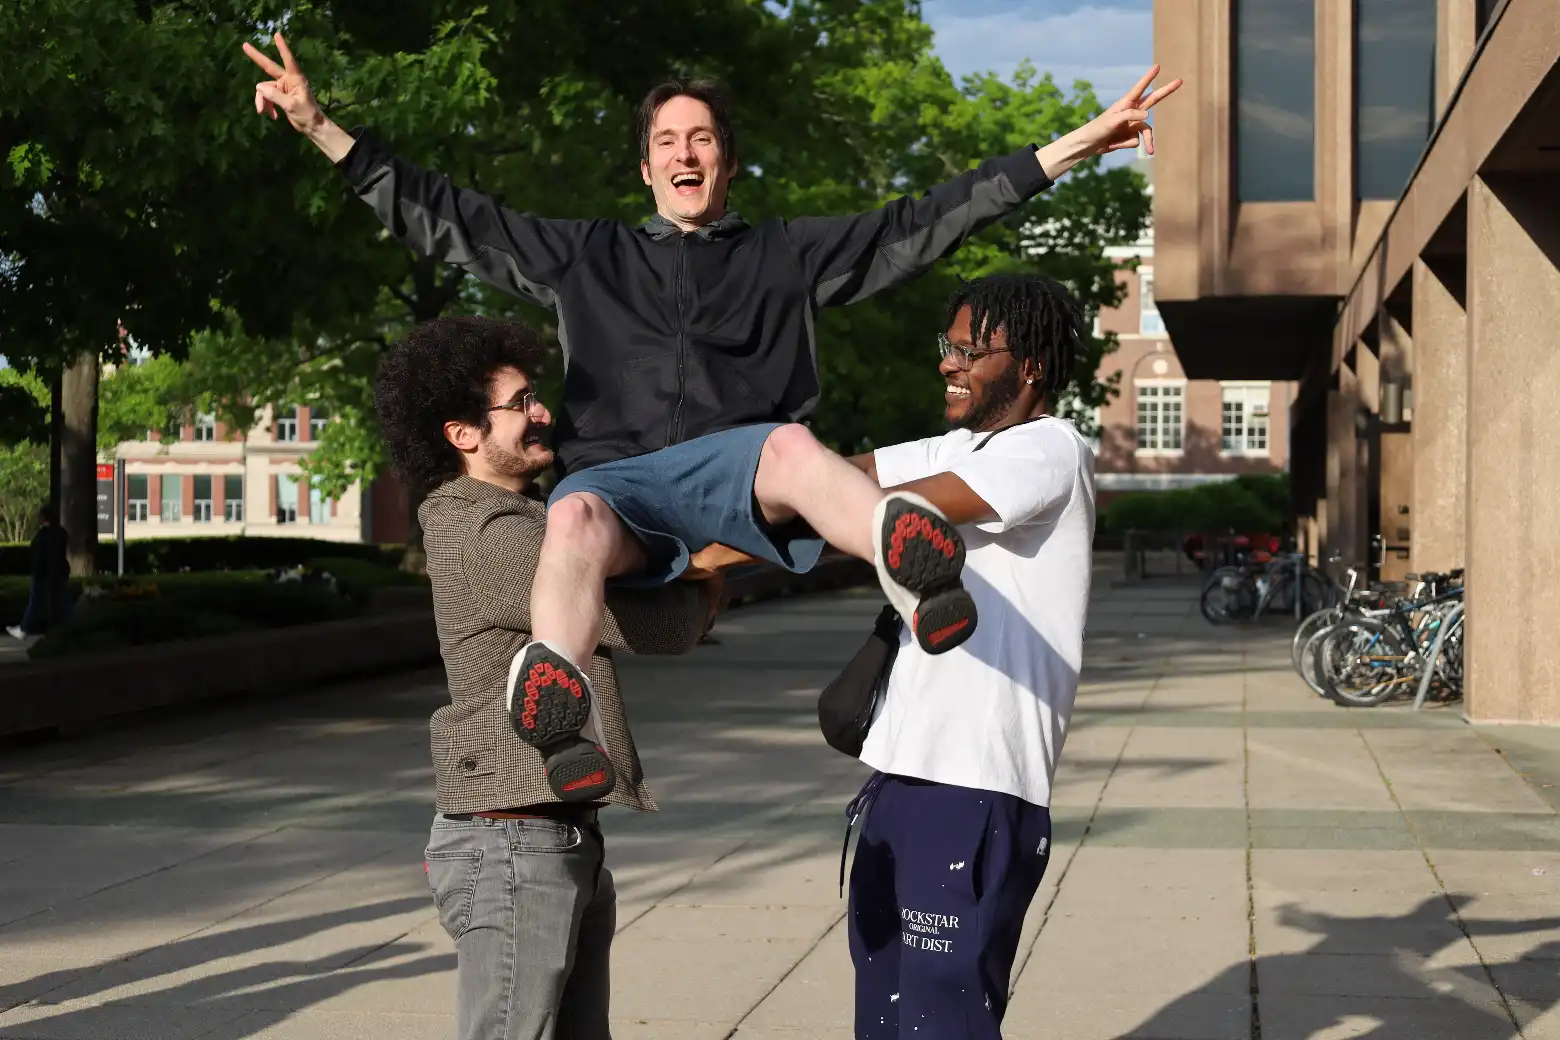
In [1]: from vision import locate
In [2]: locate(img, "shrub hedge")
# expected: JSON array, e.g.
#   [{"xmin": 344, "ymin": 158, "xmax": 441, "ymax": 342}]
[
  {"xmin": 4, "ymin": 558, "xmax": 426, "ymax": 659},
  {"xmin": 25, "ymin": 577, "xmax": 358, "ymax": 659},
  {"xmin": 19, "ymin": 570, "xmax": 365, "ymax": 657},
  {"xmin": 1099, "ymin": 474, "xmax": 1290, "ymax": 536}
]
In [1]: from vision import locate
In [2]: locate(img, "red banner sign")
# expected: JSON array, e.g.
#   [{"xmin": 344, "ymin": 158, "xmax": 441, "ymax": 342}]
[{"xmin": 96, "ymin": 463, "xmax": 116, "ymax": 481}]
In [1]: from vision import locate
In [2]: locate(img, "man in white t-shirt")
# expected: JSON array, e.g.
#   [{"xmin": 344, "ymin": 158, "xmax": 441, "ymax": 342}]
[{"xmin": 843, "ymin": 272, "xmax": 1097, "ymax": 1039}]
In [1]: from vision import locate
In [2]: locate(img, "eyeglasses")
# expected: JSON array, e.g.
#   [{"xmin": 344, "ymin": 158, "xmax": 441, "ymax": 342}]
[
  {"xmin": 489, "ymin": 391, "xmax": 545, "ymax": 418},
  {"xmin": 938, "ymin": 334, "xmax": 1012, "ymax": 371}
]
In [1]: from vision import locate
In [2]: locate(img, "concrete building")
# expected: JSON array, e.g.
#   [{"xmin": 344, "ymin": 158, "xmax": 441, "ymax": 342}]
[
  {"xmin": 1152, "ymin": 0, "xmax": 1559, "ymax": 723},
  {"xmin": 111, "ymin": 405, "xmax": 406, "ymax": 544},
  {"xmin": 1092, "ymin": 195, "xmax": 1296, "ymax": 509}
]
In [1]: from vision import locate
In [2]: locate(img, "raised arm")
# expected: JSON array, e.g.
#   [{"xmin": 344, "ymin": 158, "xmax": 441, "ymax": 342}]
[
  {"xmin": 785, "ymin": 149, "xmax": 1053, "ymax": 308},
  {"xmin": 243, "ymin": 32, "xmax": 590, "ymax": 306},
  {"xmin": 786, "ymin": 66, "xmax": 1181, "ymax": 309}
]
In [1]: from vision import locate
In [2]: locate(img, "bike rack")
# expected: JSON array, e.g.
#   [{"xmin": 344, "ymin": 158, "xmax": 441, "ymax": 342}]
[{"xmin": 1413, "ymin": 601, "xmax": 1464, "ymax": 711}]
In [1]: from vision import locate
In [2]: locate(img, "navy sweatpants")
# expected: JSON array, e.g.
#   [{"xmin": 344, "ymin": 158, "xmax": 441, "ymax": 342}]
[{"xmin": 848, "ymin": 774, "xmax": 1052, "ymax": 1039}]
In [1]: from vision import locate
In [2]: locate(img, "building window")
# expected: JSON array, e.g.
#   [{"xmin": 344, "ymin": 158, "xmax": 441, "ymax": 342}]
[
  {"xmin": 1136, "ymin": 383, "xmax": 1184, "ymax": 454},
  {"xmin": 160, "ymin": 474, "xmax": 182, "ymax": 522},
  {"xmin": 1235, "ymin": 0, "xmax": 1316, "ymax": 201},
  {"xmin": 309, "ymin": 406, "xmax": 330, "ymax": 441},
  {"xmin": 275, "ymin": 407, "xmax": 299, "ymax": 443},
  {"xmin": 1355, "ymin": 0, "xmax": 1436, "ymax": 200},
  {"xmin": 127, "ymin": 474, "xmax": 149, "ymax": 522},
  {"xmin": 1139, "ymin": 269, "xmax": 1165, "ymax": 335},
  {"xmin": 276, "ymin": 475, "xmax": 299, "ymax": 524},
  {"xmin": 193, "ymin": 413, "xmax": 216, "ymax": 442},
  {"xmin": 192, "ymin": 475, "xmax": 213, "ymax": 522},
  {"xmin": 224, "ymin": 475, "xmax": 244, "ymax": 523},
  {"xmin": 309, "ymin": 483, "xmax": 332, "ymax": 525},
  {"xmin": 1221, "ymin": 383, "xmax": 1272, "ymax": 456}
]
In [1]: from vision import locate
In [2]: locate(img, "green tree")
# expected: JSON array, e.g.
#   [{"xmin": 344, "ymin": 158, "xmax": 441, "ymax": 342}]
[
  {"xmin": 0, "ymin": 369, "xmax": 50, "ymax": 542},
  {"xmin": 180, "ymin": 2, "xmax": 1151, "ymax": 466},
  {"xmin": 75, "ymin": 0, "xmax": 1152, "ymax": 564},
  {"xmin": 771, "ymin": 54, "xmax": 1150, "ymax": 453},
  {"xmin": 0, "ymin": 445, "xmax": 49, "ymax": 543},
  {"xmin": 0, "ymin": 367, "xmax": 49, "ymax": 447},
  {"xmin": 0, "ymin": 1, "xmax": 383, "ymax": 573},
  {"xmin": 96, "ymin": 354, "xmax": 189, "ymax": 452}
]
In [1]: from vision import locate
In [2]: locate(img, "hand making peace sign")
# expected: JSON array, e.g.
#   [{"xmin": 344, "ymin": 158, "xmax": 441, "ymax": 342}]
[
  {"xmin": 242, "ymin": 32, "xmax": 325, "ymax": 135},
  {"xmin": 1080, "ymin": 65, "xmax": 1184, "ymax": 157},
  {"xmin": 242, "ymin": 32, "xmax": 357, "ymax": 162}
]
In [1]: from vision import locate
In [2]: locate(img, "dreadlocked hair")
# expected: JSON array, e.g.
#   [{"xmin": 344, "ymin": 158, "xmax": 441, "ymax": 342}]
[{"xmin": 945, "ymin": 273, "xmax": 1084, "ymax": 399}]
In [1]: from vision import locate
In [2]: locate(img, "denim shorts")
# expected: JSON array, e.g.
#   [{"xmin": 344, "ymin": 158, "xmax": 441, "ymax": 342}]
[{"xmin": 549, "ymin": 422, "xmax": 827, "ymax": 587}]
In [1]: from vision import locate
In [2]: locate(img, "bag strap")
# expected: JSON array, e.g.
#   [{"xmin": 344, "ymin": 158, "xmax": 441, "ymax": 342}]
[{"xmin": 972, "ymin": 414, "xmax": 1047, "ymax": 453}]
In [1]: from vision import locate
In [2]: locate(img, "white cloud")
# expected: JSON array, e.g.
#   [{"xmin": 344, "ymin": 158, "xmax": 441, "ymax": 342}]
[{"xmin": 926, "ymin": 2, "xmax": 1155, "ymax": 103}]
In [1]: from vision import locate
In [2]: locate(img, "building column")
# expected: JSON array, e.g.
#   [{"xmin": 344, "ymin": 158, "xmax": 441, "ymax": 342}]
[
  {"xmin": 1376, "ymin": 312, "xmax": 1414, "ymax": 580},
  {"xmin": 1466, "ymin": 173, "xmax": 1560, "ymax": 723},
  {"xmin": 1325, "ymin": 364, "xmax": 1367, "ymax": 568},
  {"xmin": 1436, "ymin": 0, "xmax": 1478, "ymax": 115},
  {"xmin": 1411, "ymin": 257, "xmax": 1468, "ymax": 572}
]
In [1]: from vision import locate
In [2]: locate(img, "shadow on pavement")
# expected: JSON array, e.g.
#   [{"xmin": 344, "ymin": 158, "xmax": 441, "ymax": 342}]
[
  {"xmin": 2, "ymin": 897, "xmax": 448, "ymax": 1036},
  {"xmin": 1129, "ymin": 895, "xmax": 1560, "ymax": 1039}
]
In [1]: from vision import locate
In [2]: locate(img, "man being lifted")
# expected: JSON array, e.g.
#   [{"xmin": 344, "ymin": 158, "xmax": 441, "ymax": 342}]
[{"xmin": 244, "ymin": 34, "xmax": 1179, "ymax": 802}]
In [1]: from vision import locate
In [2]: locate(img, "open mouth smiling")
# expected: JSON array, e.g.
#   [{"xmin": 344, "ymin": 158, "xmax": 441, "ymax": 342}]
[{"xmin": 671, "ymin": 171, "xmax": 704, "ymax": 195}]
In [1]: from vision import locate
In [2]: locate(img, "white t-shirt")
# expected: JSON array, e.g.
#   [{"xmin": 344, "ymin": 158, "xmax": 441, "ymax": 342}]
[{"xmin": 860, "ymin": 416, "xmax": 1096, "ymax": 808}]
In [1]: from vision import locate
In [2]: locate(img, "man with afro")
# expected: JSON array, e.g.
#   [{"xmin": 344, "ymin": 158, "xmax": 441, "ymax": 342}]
[{"xmin": 373, "ymin": 314, "xmax": 725, "ymax": 1040}]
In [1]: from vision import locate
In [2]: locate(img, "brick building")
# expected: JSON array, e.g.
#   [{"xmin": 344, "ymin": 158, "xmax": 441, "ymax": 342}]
[
  {"xmin": 111, "ymin": 404, "xmax": 407, "ymax": 544},
  {"xmin": 1089, "ymin": 162, "xmax": 1295, "ymax": 510},
  {"xmin": 1151, "ymin": 0, "xmax": 1559, "ymax": 722}
]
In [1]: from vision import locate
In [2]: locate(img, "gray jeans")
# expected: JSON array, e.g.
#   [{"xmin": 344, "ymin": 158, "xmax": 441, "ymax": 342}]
[{"xmin": 424, "ymin": 813, "xmax": 616, "ymax": 1040}]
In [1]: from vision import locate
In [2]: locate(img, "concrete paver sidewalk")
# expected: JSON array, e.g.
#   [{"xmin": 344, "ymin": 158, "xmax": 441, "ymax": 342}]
[{"xmin": 2, "ymin": 574, "xmax": 1558, "ymax": 1039}]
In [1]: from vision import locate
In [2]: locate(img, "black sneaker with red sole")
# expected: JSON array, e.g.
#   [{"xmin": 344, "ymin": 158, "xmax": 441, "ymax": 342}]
[
  {"xmin": 872, "ymin": 491, "xmax": 978, "ymax": 655},
  {"xmin": 506, "ymin": 642, "xmax": 617, "ymax": 802}
]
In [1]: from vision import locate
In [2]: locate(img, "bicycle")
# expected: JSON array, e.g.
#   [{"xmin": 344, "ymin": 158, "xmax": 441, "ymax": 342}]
[
  {"xmin": 1200, "ymin": 551, "xmax": 1332, "ymax": 625},
  {"xmin": 1310, "ymin": 570, "xmax": 1465, "ymax": 707},
  {"xmin": 1291, "ymin": 562, "xmax": 1379, "ymax": 694}
]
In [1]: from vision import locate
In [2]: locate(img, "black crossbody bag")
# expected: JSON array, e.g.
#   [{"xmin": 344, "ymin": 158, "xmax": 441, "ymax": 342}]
[
  {"xmin": 816, "ymin": 603, "xmax": 902, "ymax": 757},
  {"xmin": 816, "ymin": 417, "xmax": 1046, "ymax": 757}
]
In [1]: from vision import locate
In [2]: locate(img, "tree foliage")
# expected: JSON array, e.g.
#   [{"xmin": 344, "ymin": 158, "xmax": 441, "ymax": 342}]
[
  {"xmin": 0, "ymin": 369, "xmax": 50, "ymax": 541},
  {"xmin": 0, "ymin": 445, "xmax": 48, "ymax": 543},
  {"xmin": 7, "ymin": 0, "xmax": 1151, "ymax": 509},
  {"xmin": 0, "ymin": 368, "xmax": 49, "ymax": 447}
]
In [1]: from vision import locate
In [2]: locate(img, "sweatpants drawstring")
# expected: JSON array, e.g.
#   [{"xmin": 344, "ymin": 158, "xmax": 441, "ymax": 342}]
[{"xmin": 841, "ymin": 771, "xmax": 889, "ymax": 897}]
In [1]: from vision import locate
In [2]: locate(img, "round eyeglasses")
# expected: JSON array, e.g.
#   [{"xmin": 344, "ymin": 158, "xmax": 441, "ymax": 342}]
[
  {"xmin": 938, "ymin": 334, "xmax": 1012, "ymax": 371},
  {"xmin": 489, "ymin": 391, "xmax": 546, "ymax": 418}
]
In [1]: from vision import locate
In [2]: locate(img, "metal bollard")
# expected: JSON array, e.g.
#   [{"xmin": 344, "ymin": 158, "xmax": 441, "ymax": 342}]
[{"xmin": 1413, "ymin": 601, "xmax": 1464, "ymax": 711}]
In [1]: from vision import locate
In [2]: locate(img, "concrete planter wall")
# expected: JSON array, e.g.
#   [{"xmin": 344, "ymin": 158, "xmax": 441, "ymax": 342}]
[
  {"xmin": 0, "ymin": 557, "xmax": 875, "ymax": 740},
  {"xmin": 0, "ymin": 611, "xmax": 441, "ymax": 738}
]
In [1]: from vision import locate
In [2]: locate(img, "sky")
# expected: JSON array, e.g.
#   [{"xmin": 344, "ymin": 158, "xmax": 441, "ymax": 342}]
[{"xmin": 924, "ymin": 0, "xmax": 1154, "ymax": 109}]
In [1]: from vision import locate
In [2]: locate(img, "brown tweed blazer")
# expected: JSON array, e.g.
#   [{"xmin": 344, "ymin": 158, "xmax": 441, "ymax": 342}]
[{"xmin": 419, "ymin": 475, "xmax": 708, "ymax": 814}]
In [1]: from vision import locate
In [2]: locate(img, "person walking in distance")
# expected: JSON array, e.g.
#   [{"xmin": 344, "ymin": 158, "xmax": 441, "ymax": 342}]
[{"xmin": 245, "ymin": 33, "xmax": 1179, "ymax": 804}]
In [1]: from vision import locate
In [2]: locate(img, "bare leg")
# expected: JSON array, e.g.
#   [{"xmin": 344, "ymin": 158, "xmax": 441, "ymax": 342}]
[
  {"xmin": 751, "ymin": 424, "xmax": 882, "ymax": 560},
  {"xmin": 530, "ymin": 492, "xmax": 647, "ymax": 666},
  {"xmin": 753, "ymin": 424, "xmax": 977, "ymax": 654}
]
